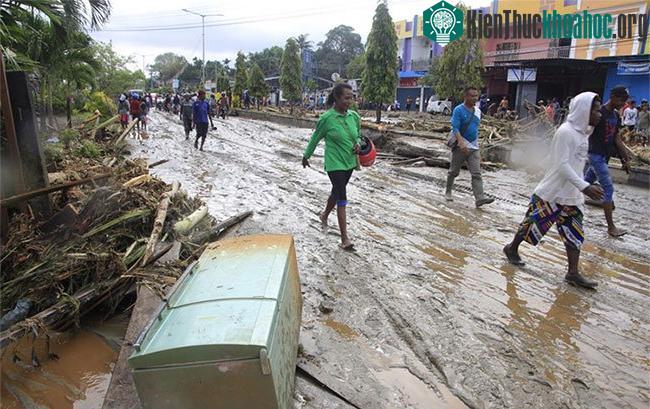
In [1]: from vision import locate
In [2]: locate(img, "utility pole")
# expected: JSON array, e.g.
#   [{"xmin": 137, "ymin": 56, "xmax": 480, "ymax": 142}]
[{"xmin": 182, "ymin": 9, "xmax": 223, "ymax": 87}]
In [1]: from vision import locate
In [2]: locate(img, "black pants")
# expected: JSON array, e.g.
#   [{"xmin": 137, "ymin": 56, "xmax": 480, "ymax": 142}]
[
  {"xmin": 195, "ymin": 123, "xmax": 208, "ymax": 140},
  {"xmin": 327, "ymin": 170, "xmax": 353, "ymax": 207},
  {"xmin": 182, "ymin": 115, "xmax": 192, "ymax": 136}
]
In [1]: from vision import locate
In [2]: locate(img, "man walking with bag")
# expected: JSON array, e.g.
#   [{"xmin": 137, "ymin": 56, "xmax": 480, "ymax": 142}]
[{"xmin": 445, "ymin": 86, "xmax": 494, "ymax": 207}]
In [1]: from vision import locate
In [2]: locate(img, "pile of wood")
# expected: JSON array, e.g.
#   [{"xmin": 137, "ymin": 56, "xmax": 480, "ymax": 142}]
[{"xmin": 0, "ymin": 115, "xmax": 251, "ymax": 351}]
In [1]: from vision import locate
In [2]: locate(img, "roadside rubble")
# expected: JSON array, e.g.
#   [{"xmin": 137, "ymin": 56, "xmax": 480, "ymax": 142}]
[{"xmin": 0, "ymin": 114, "xmax": 221, "ymax": 353}]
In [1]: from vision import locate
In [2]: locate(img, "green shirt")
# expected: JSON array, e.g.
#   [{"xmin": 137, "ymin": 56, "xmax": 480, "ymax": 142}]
[{"xmin": 303, "ymin": 108, "xmax": 361, "ymax": 172}]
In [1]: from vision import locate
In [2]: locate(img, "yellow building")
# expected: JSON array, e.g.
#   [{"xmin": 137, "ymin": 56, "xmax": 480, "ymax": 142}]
[{"xmin": 492, "ymin": 0, "xmax": 648, "ymax": 58}]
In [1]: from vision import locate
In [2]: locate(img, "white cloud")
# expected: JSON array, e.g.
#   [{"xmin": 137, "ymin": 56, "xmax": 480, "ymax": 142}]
[{"xmin": 90, "ymin": 0, "xmax": 491, "ymax": 72}]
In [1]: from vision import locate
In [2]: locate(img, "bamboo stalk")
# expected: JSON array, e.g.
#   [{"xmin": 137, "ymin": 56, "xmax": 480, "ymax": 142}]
[
  {"xmin": 141, "ymin": 182, "xmax": 180, "ymax": 267},
  {"xmin": 173, "ymin": 206, "xmax": 208, "ymax": 235},
  {"xmin": 0, "ymin": 173, "xmax": 112, "ymax": 206},
  {"xmin": 114, "ymin": 119, "xmax": 139, "ymax": 145}
]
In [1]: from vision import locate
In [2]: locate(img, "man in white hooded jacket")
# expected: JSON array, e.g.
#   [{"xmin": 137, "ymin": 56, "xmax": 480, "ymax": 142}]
[{"xmin": 503, "ymin": 92, "xmax": 604, "ymax": 289}]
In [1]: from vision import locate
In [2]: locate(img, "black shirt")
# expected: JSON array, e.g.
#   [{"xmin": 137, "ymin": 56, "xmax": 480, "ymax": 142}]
[{"xmin": 589, "ymin": 106, "xmax": 620, "ymax": 158}]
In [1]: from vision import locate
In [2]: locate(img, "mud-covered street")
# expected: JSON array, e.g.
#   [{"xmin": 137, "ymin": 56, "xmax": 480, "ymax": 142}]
[{"xmin": 112, "ymin": 110, "xmax": 646, "ymax": 409}]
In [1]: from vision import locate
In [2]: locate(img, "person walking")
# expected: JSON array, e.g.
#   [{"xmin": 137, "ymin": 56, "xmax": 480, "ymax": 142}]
[
  {"xmin": 129, "ymin": 93, "xmax": 142, "ymax": 135},
  {"xmin": 622, "ymin": 100, "xmax": 638, "ymax": 132},
  {"xmin": 208, "ymin": 93, "xmax": 218, "ymax": 130},
  {"xmin": 415, "ymin": 96, "xmax": 421, "ymax": 112},
  {"xmin": 445, "ymin": 86, "xmax": 495, "ymax": 207},
  {"xmin": 193, "ymin": 90, "xmax": 210, "ymax": 151},
  {"xmin": 636, "ymin": 100, "xmax": 649, "ymax": 145},
  {"xmin": 118, "ymin": 94, "xmax": 129, "ymax": 131},
  {"xmin": 302, "ymin": 83, "xmax": 361, "ymax": 251},
  {"xmin": 503, "ymin": 92, "xmax": 604, "ymax": 289},
  {"xmin": 406, "ymin": 96, "xmax": 413, "ymax": 113},
  {"xmin": 584, "ymin": 85, "xmax": 630, "ymax": 237},
  {"xmin": 180, "ymin": 93, "xmax": 194, "ymax": 140}
]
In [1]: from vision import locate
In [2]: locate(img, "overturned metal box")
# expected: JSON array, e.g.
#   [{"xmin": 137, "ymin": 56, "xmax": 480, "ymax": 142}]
[{"xmin": 129, "ymin": 234, "xmax": 302, "ymax": 409}]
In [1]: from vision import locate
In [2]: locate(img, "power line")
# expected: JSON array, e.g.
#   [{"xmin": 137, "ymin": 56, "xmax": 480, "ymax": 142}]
[{"xmin": 98, "ymin": 0, "xmax": 425, "ymax": 32}]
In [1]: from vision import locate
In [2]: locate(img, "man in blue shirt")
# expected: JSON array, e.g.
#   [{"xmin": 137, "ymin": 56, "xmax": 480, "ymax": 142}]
[
  {"xmin": 446, "ymin": 86, "xmax": 494, "ymax": 207},
  {"xmin": 193, "ymin": 90, "xmax": 210, "ymax": 151}
]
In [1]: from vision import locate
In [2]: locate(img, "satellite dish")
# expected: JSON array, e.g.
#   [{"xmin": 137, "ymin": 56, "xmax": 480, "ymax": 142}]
[{"xmin": 331, "ymin": 72, "xmax": 340, "ymax": 82}]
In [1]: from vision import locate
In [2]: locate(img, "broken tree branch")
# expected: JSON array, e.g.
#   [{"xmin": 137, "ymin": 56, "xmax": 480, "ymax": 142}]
[
  {"xmin": 140, "ymin": 181, "xmax": 180, "ymax": 267},
  {"xmin": 0, "ymin": 173, "xmax": 112, "ymax": 206}
]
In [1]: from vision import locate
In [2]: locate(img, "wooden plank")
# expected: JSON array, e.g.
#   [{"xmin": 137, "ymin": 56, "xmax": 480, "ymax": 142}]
[{"xmin": 0, "ymin": 173, "xmax": 112, "ymax": 206}]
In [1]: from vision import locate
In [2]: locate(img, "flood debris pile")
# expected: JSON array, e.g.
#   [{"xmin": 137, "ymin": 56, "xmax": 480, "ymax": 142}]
[{"xmin": 0, "ymin": 114, "xmax": 225, "ymax": 351}]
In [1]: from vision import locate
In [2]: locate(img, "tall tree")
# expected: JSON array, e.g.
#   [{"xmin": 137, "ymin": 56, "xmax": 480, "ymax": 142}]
[
  {"xmin": 150, "ymin": 52, "xmax": 188, "ymax": 84},
  {"xmin": 247, "ymin": 46, "xmax": 283, "ymax": 76},
  {"xmin": 295, "ymin": 34, "xmax": 313, "ymax": 53},
  {"xmin": 234, "ymin": 51, "xmax": 248, "ymax": 106},
  {"xmin": 428, "ymin": 5, "xmax": 483, "ymax": 103},
  {"xmin": 1, "ymin": 0, "xmax": 112, "ymax": 69},
  {"xmin": 314, "ymin": 25, "xmax": 364, "ymax": 79},
  {"xmin": 346, "ymin": 52, "xmax": 365, "ymax": 80},
  {"xmin": 249, "ymin": 63, "xmax": 269, "ymax": 110},
  {"xmin": 362, "ymin": 2, "xmax": 398, "ymax": 123},
  {"xmin": 280, "ymin": 38, "xmax": 302, "ymax": 114}
]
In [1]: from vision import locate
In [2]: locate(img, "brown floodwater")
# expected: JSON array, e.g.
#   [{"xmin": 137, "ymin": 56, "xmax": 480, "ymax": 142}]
[
  {"xmin": 1, "ymin": 330, "xmax": 116, "ymax": 409},
  {"xmin": 6, "ymin": 111, "xmax": 647, "ymax": 409}
]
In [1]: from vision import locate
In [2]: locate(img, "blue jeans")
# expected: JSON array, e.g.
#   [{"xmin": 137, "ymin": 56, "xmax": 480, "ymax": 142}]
[{"xmin": 584, "ymin": 153, "xmax": 614, "ymax": 203}]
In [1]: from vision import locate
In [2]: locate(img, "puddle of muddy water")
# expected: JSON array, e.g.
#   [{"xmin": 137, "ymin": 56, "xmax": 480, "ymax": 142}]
[
  {"xmin": 1, "ymin": 330, "xmax": 117, "ymax": 409},
  {"xmin": 324, "ymin": 317, "xmax": 358, "ymax": 340},
  {"xmin": 376, "ymin": 367, "xmax": 468, "ymax": 409}
]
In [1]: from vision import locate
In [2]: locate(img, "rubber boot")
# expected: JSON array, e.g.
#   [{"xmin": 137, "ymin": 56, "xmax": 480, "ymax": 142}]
[{"xmin": 445, "ymin": 176, "xmax": 454, "ymax": 201}]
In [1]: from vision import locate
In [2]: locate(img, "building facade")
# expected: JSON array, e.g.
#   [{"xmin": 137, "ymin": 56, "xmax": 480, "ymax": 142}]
[{"xmin": 484, "ymin": 0, "xmax": 649, "ymax": 116}]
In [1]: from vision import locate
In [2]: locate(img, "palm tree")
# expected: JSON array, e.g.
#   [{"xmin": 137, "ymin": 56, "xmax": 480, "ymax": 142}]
[
  {"xmin": 1, "ymin": 0, "xmax": 111, "ymax": 69},
  {"xmin": 295, "ymin": 34, "xmax": 313, "ymax": 53}
]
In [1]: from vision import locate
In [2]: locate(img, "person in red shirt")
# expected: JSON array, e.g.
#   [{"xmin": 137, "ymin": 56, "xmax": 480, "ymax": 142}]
[
  {"xmin": 129, "ymin": 94, "xmax": 142, "ymax": 135},
  {"xmin": 545, "ymin": 102, "xmax": 554, "ymax": 122}
]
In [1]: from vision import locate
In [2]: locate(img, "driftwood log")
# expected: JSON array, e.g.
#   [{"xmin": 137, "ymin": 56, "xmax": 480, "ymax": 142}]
[{"xmin": 140, "ymin": 181, "xmax": 180, "ymax": 267}]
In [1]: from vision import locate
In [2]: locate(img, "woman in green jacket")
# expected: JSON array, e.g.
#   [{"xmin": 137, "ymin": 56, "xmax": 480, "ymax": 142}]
[{"xmin": 303, "ymin": 83, "xmax": 361, "ymax": 251}]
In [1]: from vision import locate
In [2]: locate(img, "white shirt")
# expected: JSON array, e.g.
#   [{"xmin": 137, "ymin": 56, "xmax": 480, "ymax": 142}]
[
  {"xmin": 534, "ymin": 92, "xmax": 595, "ymax": 210},
  {"xmin": 623, "ymin": 107, "xmax": 638, "ymax": 126}
]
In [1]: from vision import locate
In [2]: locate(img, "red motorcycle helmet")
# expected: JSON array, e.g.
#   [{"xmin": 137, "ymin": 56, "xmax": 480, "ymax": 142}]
[{"xmin": 358, "ymin": 136, "xmax": 376, "ymax": 167}]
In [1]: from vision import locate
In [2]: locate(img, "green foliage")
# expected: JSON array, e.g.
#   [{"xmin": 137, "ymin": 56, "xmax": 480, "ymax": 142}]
[
  {"xmin": 59, "ymin": 128, "xmax": 80, "ymax": 148},
  {"xmin": 43, "ymin": 142, "xmax": 64, "ymax": 164},
  {"xmin": 150, "ymin": 52, "xmax": 188, "ymax": 83},
  {"xmin": 234, "ymin": 51, "xmax": 248, "ymax": 99},
  {"xmin": 75, "ymin": 140, "xmax": 102, "ymax": 158},
  {"xmin": 314, "ymin": 25, "xmax": 364, "ymax": 79},
  {"xmin": 362, "ymin": 2, "xmax": 398, "ymax": 121},
  {"xmin": 248, "ymin": 47, "xmax": 283, "ymax": 76},
  {"xmin": 1, "ymin": 0, "xmax": 112, "ymax": 70},
  {"xmin": 419, "ymin": 57, "xmax": 440, "ymax": 90},
  {"xmin": 217, "ymin": 75, "xmax": 231, "ymax": 92},
  {"xmin": 82, "ymin": 91, "xmax": 117, "ymax": 116},
  {"xmin": 346, "ymin": 53, "xmax": 365, "ymax": 80},
  {"xmin": 249, "ymin": 64, "xmax": 269, "ymax": 104},
  {"xmin": 305, "ymin": 79, "xmax": 318, "ymax": 92},
  {"xmin": 428, "ymin": 4, "xmax": 483, "ymax": 102},
  {"xmin": 92, "ymin": 42, "xmax": 145, "ymax": 96},
  {"xmin": 295, "ymin": 34, "xmax": 313, "ymax": 53},
  {"xmin": 280, "ymin": 38, "xmax": 302, "ymax": 104}
]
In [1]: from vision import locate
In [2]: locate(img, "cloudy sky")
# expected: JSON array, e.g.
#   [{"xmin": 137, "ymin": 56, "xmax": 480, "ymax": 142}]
[{"xmin": 91, "ymin": 0, "xmax": 491, "ymax": 72}]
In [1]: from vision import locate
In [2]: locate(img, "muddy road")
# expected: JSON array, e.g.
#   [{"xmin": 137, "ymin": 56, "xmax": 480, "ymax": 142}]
[
  {"xmin": 122, "ymin": 110, "xmax": 647, "ymax": 409},
  {"xmin": 7, "ymin": 109, "xmax": 644, "ymax": 409}
]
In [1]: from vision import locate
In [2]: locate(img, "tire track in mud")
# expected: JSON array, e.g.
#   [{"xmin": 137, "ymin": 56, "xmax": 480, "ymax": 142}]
[{"xmin": 135, "ymin": 112, "xmax": 649, "ymax": 409}]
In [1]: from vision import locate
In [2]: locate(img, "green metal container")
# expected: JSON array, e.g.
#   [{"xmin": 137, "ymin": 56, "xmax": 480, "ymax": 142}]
[{"xmin": 128, "ymin": 234, "xmax": 302, "ymax": 409}]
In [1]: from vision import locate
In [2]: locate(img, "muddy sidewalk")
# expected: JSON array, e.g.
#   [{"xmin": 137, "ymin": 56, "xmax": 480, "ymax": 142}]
[{"xmin": 125, "ymin": 111, "xmax": 648, "ymax": 409}]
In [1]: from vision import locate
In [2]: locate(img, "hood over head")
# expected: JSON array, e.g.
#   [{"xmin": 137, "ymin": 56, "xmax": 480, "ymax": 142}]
[{"xmin": 567, "ymin": 91, "xmax": 598, "ymax": 134}]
